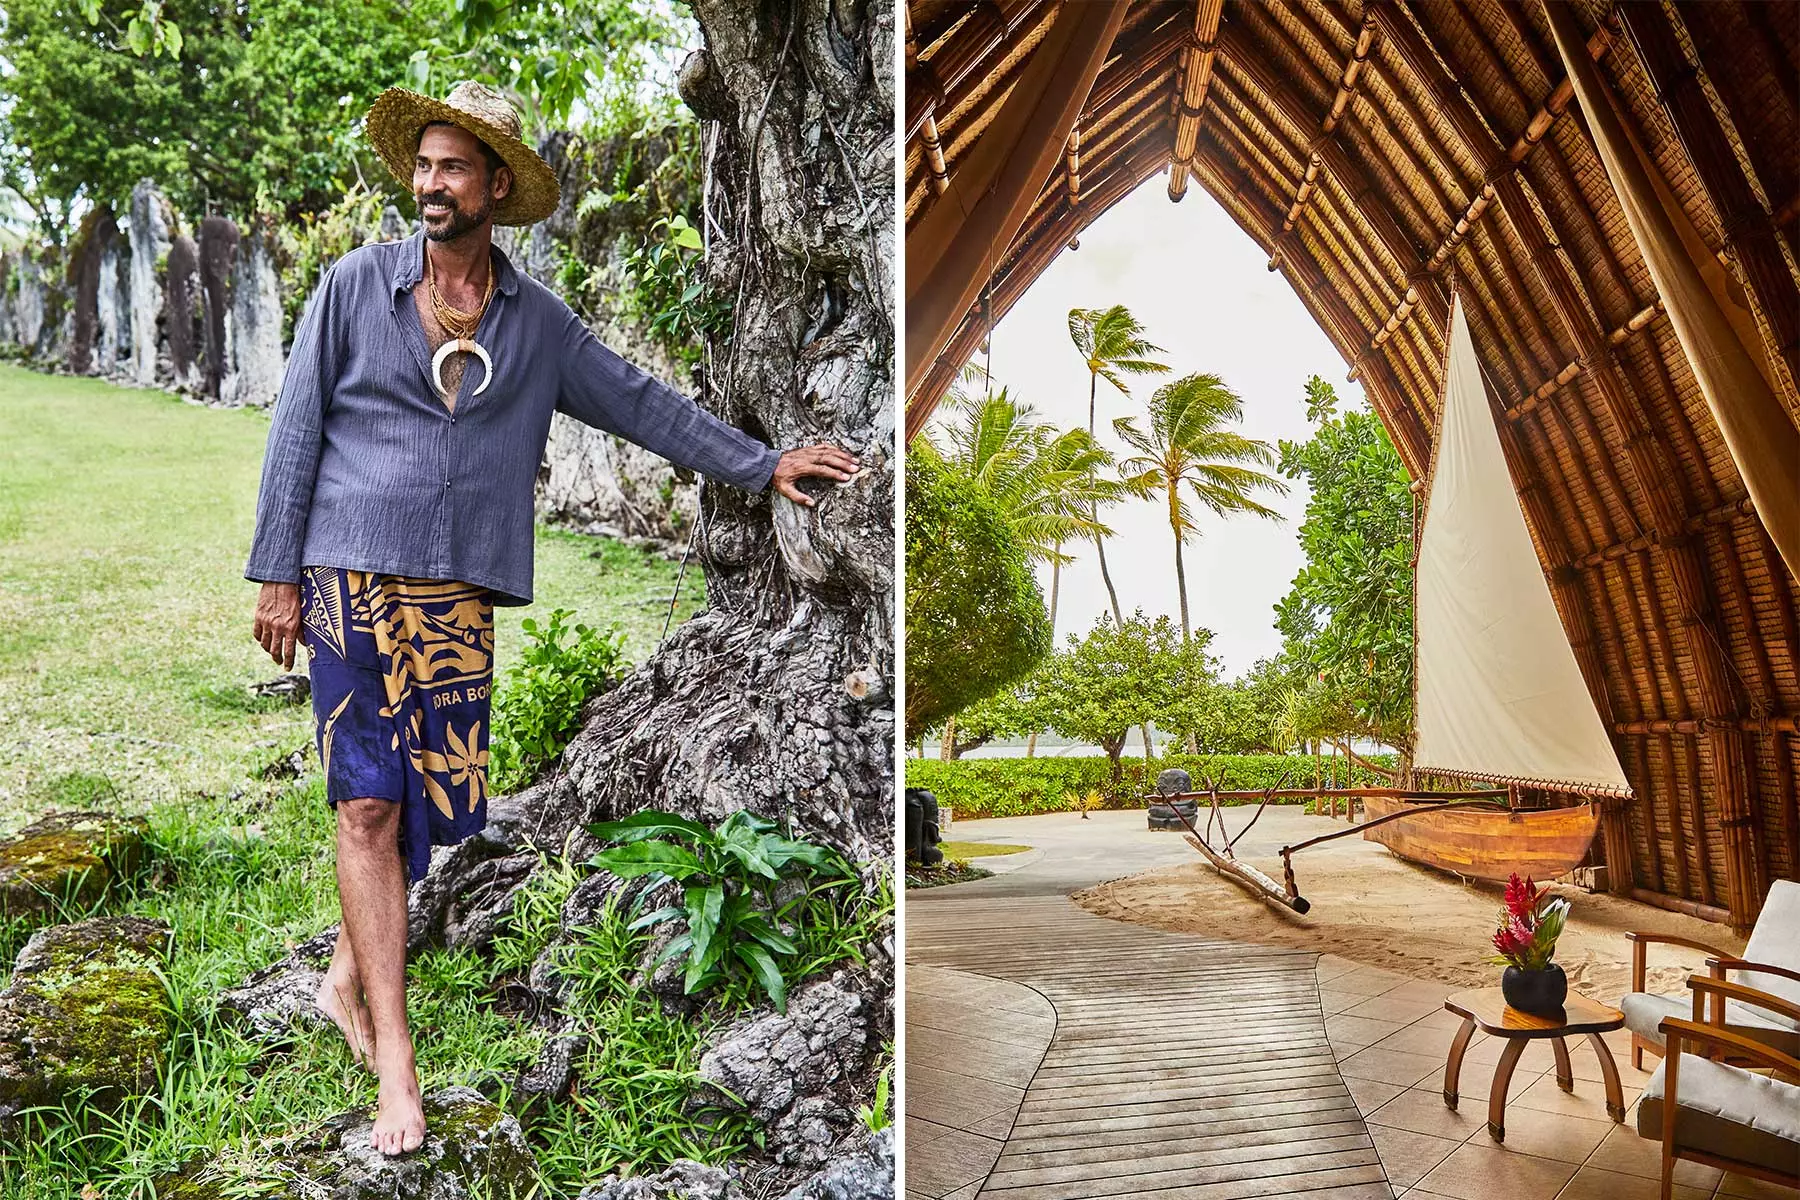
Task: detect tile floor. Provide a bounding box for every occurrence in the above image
[1317,954,1794,1200]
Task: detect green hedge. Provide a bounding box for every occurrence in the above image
[905,754,1397,820]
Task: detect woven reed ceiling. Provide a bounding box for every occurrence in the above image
[904,0,1800,928]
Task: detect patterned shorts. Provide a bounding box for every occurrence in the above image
[299,566,495,882]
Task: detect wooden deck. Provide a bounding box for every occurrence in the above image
[908,880,1394,1200]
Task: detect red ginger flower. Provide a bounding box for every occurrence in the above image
[1504,873,1539,922]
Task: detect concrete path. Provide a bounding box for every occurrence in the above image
[908,810,1781,1200]
[907,811,1390,1200]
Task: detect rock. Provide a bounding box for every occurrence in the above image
[777,1128,893,1200]
[249,672,311,703]
[0,810,149,920]
[576,1159,739,1200]
[152,1086,539,1200]
[512,1032,586,1103]
[217,924,336,1038]
[128,180,172,385]
[221,225,284,407]
[1156,768,1192,796]
[0,916,172,1118]
[698,973,871,1169]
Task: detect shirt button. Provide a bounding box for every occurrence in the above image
[444,481,452,489]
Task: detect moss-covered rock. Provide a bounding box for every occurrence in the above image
[0,916,172,1118]
[0,810,149,921]
[152,1086,540,1200]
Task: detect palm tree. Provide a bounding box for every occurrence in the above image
[934,389,1118,567]
[1115,372,1288,643]
[1067,306,1169,627]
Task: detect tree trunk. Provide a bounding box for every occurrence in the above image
[1031,551,1063,757]
[225,2,895,1185]
[940,714,956,761]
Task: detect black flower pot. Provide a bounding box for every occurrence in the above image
[1501,964,1568,1015]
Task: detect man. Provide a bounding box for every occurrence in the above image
[244,81,857,1157]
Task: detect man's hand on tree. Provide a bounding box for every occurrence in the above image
[253,581,303,670]
[771,443,860,508]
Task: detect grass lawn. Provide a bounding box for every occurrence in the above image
[0,364,702,827]
[0,367,891,1198]
[939,840,1029,858]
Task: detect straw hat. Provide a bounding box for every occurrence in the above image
[364,81,560,226]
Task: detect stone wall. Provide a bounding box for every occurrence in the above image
[0,137,705,545]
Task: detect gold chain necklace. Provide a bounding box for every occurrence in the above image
[426,249,495,341]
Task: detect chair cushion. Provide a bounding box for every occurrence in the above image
[1621,990,1799,1057]
[1638,1053,1800,1179]
[1741,879,1800,1012]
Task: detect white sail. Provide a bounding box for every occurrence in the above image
[1412,297,1631,796]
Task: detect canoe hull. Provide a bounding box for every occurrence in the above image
[1360,796,1600,883]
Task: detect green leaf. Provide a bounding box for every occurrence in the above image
[591,840,703,879]
[626,905,684,932]
[589,811,712,846]
[673,224,702,251]
[737,943,787,1012]
[685,881,724,971]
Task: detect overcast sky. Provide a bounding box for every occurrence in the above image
[929,174,1375,681]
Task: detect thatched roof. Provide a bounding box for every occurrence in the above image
[905,0,1800,929]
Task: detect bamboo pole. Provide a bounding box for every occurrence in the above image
[905,1,1130,403]
[1165,0,1223,202]
[1620,1,1799,398]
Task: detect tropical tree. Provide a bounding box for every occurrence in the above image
[906,452,1053,739]
[1115,372,1287,643]
[932,388,1116,567]
[1033,612,1213,782]
[1273,377,1416,760]
[1065,304,1169,625]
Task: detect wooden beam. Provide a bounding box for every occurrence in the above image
[1619,1,1800,397]
[1503,303,1662,421]
[905,0,1052,142]
[1615,716,1798,737]
[1166,0,1223,202]
[1355,14,1615,359]
[1269,6,1379,256]
[1380,0,1760,927]
[1561,498,1758,573]
[906,1,1130,415]
[1219,20,1446,333]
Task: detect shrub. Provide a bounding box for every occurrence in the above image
[490,608,626,794]
[903,753,1398,820]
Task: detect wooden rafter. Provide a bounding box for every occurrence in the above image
[1620,2,1800,399]
[1166,0,1223,202]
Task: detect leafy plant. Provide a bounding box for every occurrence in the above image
[858,1052,893,1132]
[1490,874,1571,971]
[905,451,1052,737]
[489,608,625,794]
[621,213,730,365]
[586,810,852,1011]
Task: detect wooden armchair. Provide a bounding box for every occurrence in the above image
[1641,976,1800,1200]
[1623,878,1800,1071]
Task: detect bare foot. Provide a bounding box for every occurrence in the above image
[370,1042,426,1156]
[315,969,376,1072]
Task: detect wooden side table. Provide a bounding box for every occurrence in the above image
[1442,987,1627,1141]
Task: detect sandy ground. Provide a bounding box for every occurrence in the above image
[954,807,1747,1005]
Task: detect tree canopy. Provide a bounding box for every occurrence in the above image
[1272,377,1416,752]
[905,451,1052,738]
[0,0,696,232]
[1034,612,1216,777]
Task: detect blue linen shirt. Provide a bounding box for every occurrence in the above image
[244,230,780,605]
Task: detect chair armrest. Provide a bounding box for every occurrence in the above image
[1625,931,1732,956]
[1661,1016,1800,1079]
[1704,958,1800,988]
[1685,975,1800,1027]
[1626,930,1732,993]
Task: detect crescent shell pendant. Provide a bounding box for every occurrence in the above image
[431,337,493,398]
